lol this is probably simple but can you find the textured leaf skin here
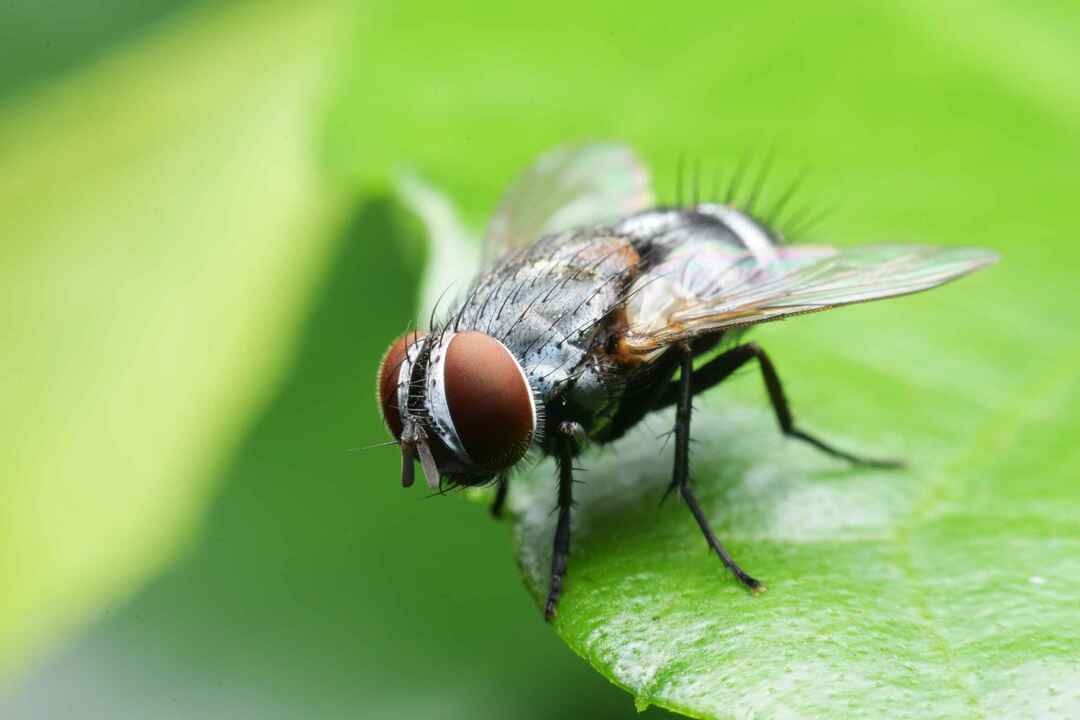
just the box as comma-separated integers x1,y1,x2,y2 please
510,300,1080,718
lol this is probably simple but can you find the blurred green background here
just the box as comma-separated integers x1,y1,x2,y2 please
1,1,1076,718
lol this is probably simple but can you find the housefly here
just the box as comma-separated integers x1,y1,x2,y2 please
377,144,998,621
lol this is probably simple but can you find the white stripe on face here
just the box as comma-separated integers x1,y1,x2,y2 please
395,332,427,428
426,332,473,464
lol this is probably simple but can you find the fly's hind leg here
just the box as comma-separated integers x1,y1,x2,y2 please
544,421,581,621
659,342,902,469
671,345,763,593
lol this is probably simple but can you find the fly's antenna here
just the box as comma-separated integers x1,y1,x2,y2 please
348,439,400,452
421,484,456,500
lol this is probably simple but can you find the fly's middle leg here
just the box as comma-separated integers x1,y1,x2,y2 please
544,421,581,621
658,342,903,469
671,344,763,593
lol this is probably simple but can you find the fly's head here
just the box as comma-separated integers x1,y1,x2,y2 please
377,330,538,489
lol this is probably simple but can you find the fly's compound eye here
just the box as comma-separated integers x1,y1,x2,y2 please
443,331,536,471
377,331,426,438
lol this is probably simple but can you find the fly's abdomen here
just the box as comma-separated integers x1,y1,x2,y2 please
614,208,763,353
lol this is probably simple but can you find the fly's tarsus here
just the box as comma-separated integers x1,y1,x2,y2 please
671,345,763,593
490,474,509,518
544,421,581,621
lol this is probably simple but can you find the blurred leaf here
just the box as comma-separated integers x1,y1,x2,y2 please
395,172,481,319
0,0,351,681
4,196,672,720
0,0,197,99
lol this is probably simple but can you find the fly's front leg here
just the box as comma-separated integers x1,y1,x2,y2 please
659,342,902,469
672,344,764,592
545,421,581,621
490,474,508,518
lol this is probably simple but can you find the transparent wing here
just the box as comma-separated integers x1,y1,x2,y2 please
483,143,654,263
625,244,999,352
395,171,481,321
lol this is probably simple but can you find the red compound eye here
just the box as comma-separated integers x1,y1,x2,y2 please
442,331,535,470
377,331,426,438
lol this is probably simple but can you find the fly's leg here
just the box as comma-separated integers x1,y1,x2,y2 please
671,345,763,592
658,342,902,469
490,474,508,518
545,421,581,622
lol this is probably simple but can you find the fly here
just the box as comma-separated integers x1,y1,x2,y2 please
376,144,998,621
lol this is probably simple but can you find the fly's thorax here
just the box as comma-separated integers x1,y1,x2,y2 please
460,231,640,400
377,330,540,486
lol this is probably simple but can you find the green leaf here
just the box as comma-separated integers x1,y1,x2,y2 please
501,171,1080,716
407,153,1080,718
0,0,351,681
511,341,1080,718
414,150,1080,715
370,13,1080,718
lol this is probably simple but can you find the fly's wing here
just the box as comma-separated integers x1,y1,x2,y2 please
395,172,481,321
624,243,999,354
483,143,654,264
